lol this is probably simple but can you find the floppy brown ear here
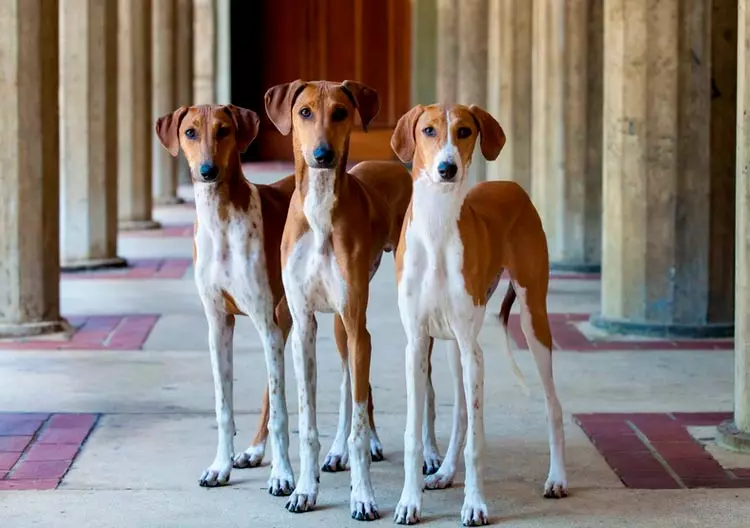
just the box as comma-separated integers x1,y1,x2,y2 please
390,105,425,164
155,106,189,157
264,80,307,136
341,80,380,132
224,104,260,153
469,105,506,161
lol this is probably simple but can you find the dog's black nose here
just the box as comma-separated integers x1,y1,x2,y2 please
199,163,219,181
437,161,458,181
313,144,335,167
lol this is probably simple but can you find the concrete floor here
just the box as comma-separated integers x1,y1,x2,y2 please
1,169,749,527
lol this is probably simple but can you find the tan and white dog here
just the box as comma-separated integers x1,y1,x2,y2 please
155,104,388,496
390,104,568,526
264,80,413,520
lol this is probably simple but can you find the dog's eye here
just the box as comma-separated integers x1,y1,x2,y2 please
185,128,197,139
216,127,230,139
331,107,348,122
457,127,472,139
299,107,312,119
422,126,436,137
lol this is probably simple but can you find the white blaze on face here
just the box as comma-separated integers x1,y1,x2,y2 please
428,110,463,184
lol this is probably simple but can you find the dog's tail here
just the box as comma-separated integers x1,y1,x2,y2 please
498,281,530,396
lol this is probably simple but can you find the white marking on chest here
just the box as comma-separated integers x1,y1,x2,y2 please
284,169,347,314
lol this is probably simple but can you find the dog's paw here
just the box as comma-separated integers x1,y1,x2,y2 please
233,444,264,469
350,497,380,521
321,452,348,472
422,451,442,476
285,491,317,513
543,476,568,499
393,488,422,525
424,468,454,490
199,462,231,488
461,494,489,526
370,435,384,462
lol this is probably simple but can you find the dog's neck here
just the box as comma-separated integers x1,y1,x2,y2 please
409,162,469,244
193,153,252,225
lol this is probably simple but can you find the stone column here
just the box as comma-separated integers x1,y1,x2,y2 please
118,0,160,230
411,0,437,106
215,0,231,104
436,0,458,104
531,0,602,272
152,0,180,204
59,0,126,271
458,0,488,182
193,0,216,104
718,0,749,452
176,0,193,185
592,0,734,337
0,0,68,337
486,0,532,191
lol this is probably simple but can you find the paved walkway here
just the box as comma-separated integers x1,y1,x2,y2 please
1,166,749,527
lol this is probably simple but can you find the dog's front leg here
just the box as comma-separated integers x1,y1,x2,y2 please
285,312,320,513
458,337,488,526
199,310,236,487
394,333,431,525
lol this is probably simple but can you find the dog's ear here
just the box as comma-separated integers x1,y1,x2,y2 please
341,80,380,132
468,105,506,161
390,105,425,164
155,106,189,157
264,80,307,136
223,105,260,153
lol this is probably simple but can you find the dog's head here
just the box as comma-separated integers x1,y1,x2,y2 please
390,103,505,186
264,80,380,170
155,104,260,184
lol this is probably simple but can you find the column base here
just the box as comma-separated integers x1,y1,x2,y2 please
716,420,750,453
589,315,734,338
549,261,601,274
118,219,162,231
61,256,128,273
153,195,185,206
0,318,72,339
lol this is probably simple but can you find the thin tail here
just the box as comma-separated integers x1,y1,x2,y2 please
498,280,530,396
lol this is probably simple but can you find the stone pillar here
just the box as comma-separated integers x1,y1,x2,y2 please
486,0,532,191
718,0,749,452
531,0,602,272
458,0,488,182
0,0,68,337
215,0,231,104
193,0,216,104
436,0,458,104
59,0,126,271
411,0,437,106
593,0,734,337
118,0,160,230
152,0,180,204
176,0,193,186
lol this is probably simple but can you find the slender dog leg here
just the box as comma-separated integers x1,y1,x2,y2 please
515,283,568,498
367,385,384,461
422,339,442,475
344,309,379,521
425,340,467,490
285,313,320,513
199,311,236,487
393,334,431,525
459,338,488,526
323,315,352,472
233,387,268,469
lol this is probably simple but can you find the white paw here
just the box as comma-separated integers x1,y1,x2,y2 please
370,434,384,462
422,448,442,475
350,489,379,521
543,472,568,499
199,460,232,487
321,450,349,472
393,488,422,525
285,474,318,513
424,467,454,490
267,465,295,497
461,493,489,526
233,444,264,469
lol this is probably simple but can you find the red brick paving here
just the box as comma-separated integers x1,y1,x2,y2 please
574,412,750,489
119,224,193,237
0,315,159,350
62,259,191,280
0,413,98,490
507,313,733,351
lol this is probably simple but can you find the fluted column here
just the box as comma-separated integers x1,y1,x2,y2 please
152,0,180,204
193,0,216,104
458,0,488,182
59,0,126,271
411,0,437,105
0,0,68,337
487,0,532,191
176,0,194,185
118,0,160,230
436,0,458,104
215,0,231,104
593,0,734,337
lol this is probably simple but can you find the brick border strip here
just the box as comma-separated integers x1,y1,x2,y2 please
62,259,191,280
